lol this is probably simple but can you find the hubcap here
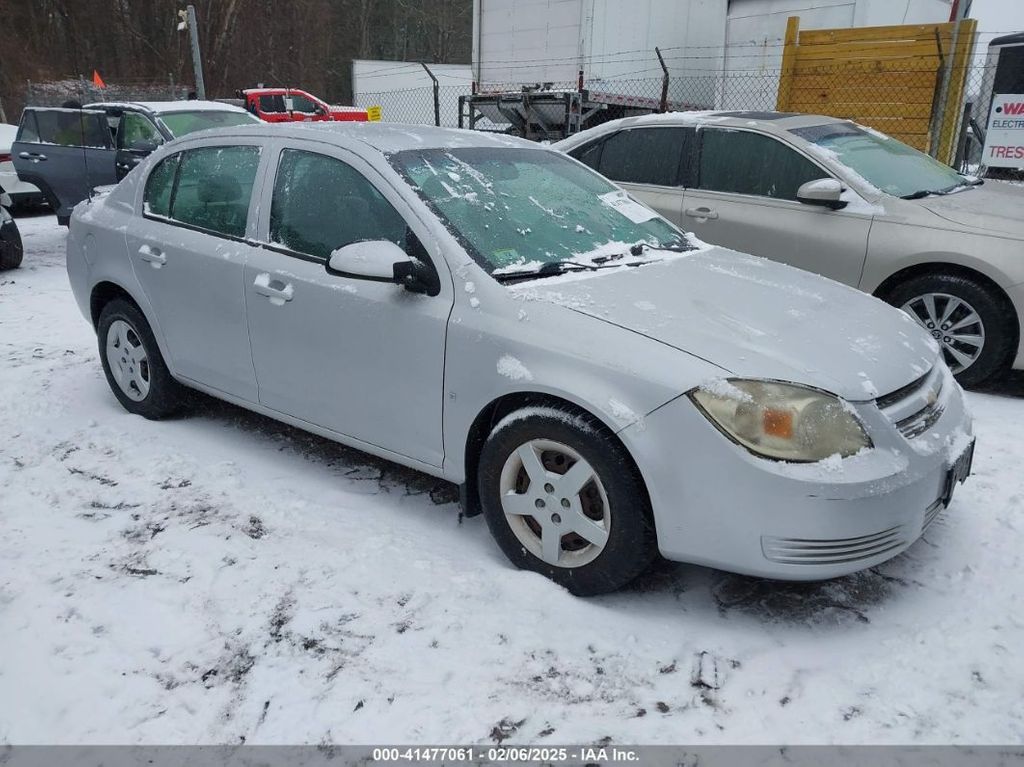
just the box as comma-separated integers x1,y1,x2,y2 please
105,319,150,401
499,439,610,568
900,292,985,374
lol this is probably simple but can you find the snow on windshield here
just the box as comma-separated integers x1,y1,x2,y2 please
388,147,689,276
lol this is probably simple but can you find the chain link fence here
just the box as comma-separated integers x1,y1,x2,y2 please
353,62,1009,172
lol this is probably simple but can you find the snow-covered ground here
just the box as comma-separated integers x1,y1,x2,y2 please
1,213,1022,745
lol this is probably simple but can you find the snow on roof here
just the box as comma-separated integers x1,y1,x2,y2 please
195,121,540,153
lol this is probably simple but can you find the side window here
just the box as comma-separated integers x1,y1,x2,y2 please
698,130,825,200
290,94,318,114
596,128,688,186
119,112,164,150
146,145,261,238
31,109,111,148
571,139,604,171
259,95,286,113
17,112,40,142
269,149,408,260
143,153,179,217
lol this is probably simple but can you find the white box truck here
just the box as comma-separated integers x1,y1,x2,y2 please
460,0,727,139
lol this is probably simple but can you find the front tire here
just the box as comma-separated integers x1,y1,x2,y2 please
97,299,186,419
881,273,1016,388
477,406,656,595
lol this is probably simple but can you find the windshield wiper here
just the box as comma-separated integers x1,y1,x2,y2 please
901,189,940,199
493,258,655,284
902,177,983,200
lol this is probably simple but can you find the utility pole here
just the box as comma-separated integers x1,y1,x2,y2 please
178,5,206,99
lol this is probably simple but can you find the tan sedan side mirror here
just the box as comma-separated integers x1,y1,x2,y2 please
797,178,848,211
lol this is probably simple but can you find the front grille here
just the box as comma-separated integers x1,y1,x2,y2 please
876,365,945,439
762,526,906,565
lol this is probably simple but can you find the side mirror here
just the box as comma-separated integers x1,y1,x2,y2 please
0,192,12,209
129,139,160,153
797,178,847,210
326,240,440,296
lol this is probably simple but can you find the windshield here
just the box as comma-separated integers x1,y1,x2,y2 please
388,147,688,278
158,110,259,138
790,122,968,198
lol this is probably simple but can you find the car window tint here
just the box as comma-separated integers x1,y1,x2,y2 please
269,149,407,260
698,129,824,200
32,110,110,148
17,112,40,142
571,139,604,171
259,95,286,113
597,128,687,186
120,112,164,149
290,95,318,113
169,145,261,238
143,153,179,217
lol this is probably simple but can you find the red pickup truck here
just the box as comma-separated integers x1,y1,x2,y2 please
240,88,369,123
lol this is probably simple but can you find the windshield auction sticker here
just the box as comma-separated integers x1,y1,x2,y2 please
599,190,657,223
983,93,1024,168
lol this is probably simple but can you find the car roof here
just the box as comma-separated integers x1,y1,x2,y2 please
581,110,849,134
83,100,251,115
182,121,540,154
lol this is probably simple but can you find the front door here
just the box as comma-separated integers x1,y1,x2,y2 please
681,127,873,287
11,107,118,222
126,142,264,401
115,111,165,180
244,144,452,467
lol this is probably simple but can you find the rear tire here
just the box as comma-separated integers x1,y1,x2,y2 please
97,298,187,419
477,406,657,595
881,273,1016,388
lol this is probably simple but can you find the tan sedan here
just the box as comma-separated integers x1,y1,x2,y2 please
555,112,1024,387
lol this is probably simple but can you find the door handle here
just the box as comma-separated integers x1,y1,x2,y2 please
253,273,294,304
18,151,47,162
685,207,718,220
137,244,167,267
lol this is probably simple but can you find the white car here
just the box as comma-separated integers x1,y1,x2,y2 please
0,123,44,210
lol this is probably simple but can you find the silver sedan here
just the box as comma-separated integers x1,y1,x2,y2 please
66,123,974,594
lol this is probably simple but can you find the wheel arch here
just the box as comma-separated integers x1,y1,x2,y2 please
872,262,1020,341
459,391,652,520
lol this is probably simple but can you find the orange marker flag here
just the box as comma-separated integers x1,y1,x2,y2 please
92,70,106,88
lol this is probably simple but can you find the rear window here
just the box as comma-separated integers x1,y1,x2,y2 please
157,110,258,138
19,109,111,148
143,145,261,239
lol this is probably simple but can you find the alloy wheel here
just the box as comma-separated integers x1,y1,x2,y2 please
901,292,985,374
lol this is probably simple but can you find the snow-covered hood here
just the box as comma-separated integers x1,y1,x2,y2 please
918,182,1024,238
519,248,938,402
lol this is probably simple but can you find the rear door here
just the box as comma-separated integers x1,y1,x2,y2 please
568,126,691,223
126,141,265,401
680,127,873,286
11,107,117,222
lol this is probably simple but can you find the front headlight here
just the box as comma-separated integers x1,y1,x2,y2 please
689,379,871,462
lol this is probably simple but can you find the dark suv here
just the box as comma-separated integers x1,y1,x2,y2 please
12,101,258,225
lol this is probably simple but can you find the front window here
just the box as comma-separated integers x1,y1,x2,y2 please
791,122,970,199
269,149,408,259
388,147,687,278
157,110,259,138
289,94,320,114
698,129,825,200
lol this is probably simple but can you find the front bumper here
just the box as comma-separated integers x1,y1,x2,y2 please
621,364,973,580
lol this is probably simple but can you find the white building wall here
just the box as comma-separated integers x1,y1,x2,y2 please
352,60,473,128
